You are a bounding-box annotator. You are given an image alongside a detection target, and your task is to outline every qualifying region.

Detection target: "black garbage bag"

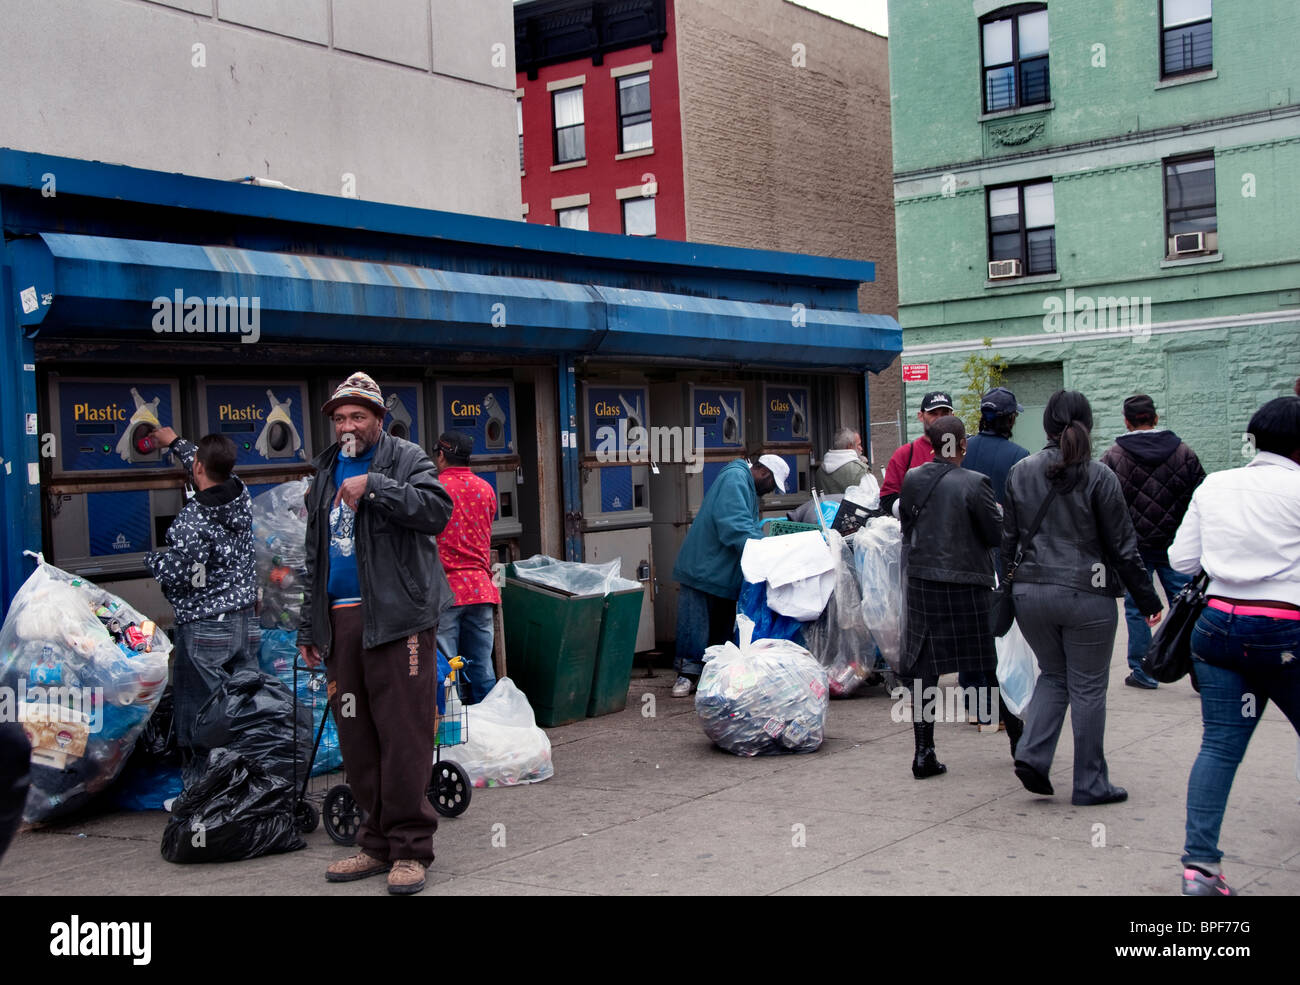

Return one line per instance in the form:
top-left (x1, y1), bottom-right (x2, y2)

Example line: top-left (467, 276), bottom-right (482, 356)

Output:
top-left (132, 684), bottom-right (181, 768)
top-left (161, 748), bottom-right (305, 863)
top-left (186, 670), bottom-right (311, 789)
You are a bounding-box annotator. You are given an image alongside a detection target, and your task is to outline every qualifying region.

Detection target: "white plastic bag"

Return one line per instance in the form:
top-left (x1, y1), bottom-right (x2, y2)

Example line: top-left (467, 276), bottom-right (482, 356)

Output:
top-left (801, 532), bottom-right (876, 696)
top-left (452, 677), bottom-right (553, 787)
top-left (843, 475), bottom-right (881, 510)
top-left (694, 631), bottom-right (829, 757)
top-left (853, 517), bottom-right (903, 672)
top-left (995, 619), bottom-right (1040, 718)
top-left (511, 556), bottom-right (638, 596)
top-left (0, 557), bottom-right (172, 821)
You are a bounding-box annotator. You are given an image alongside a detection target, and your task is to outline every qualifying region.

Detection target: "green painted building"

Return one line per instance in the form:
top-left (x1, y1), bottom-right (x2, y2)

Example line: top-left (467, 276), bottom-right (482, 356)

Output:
top-left (889, 0), bottom-right (1300, 470)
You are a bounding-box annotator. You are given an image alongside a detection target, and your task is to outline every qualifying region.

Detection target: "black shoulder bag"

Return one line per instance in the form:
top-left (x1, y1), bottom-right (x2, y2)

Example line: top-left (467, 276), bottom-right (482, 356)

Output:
top-left (990, 486), bottom-right (1057, 637)
top-left (1141, 571), bottom-right (1210, 683)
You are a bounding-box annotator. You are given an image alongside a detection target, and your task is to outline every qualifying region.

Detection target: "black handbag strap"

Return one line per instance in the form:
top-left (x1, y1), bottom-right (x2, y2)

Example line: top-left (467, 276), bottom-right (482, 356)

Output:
top-left (1008, 486), bottom-right (1058, 577)
top-left (907, 463), bottom-right (954, 525)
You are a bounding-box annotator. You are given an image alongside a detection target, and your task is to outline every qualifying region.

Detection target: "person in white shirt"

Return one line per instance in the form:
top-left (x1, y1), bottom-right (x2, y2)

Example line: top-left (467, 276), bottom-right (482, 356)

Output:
top-left (1169, 395), bottom-right (1300, 897)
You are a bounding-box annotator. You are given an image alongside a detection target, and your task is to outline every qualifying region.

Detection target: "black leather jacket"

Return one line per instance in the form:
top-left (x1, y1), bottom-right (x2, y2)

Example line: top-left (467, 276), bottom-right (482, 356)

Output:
top-left (1002, 448), bottom-right (1161, 613)
top-left (299, 431), bottom-right (455, 656)
top-left (900, 462), bottom-right (1002, 587)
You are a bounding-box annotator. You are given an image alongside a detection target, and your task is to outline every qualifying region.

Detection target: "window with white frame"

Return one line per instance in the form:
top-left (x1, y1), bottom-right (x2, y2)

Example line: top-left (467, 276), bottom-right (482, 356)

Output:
top-left (987, 180), bottom-right (1055, 276)
top-left (556, 206), bottom-right (588, 230)
top-left (980, 5), bottom-right (1050, 113)
top-left (552, 87), bottom-right (585, 164)
top-left (617, 73), bottom-right (652, 152)
top-left (1161, 0), bottom-right (1212, 77)
top-left (622, 197), bottom-right (656, 236)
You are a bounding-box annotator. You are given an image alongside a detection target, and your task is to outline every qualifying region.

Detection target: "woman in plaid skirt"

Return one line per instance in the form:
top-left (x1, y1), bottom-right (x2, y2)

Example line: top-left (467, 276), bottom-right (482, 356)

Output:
top-left (900, 417), bottom-right (1020, 778)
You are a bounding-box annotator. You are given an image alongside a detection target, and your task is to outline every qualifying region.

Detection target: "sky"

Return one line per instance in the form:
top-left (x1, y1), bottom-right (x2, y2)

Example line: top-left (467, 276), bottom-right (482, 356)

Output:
top-left (787, 0), bottom-right (889, 36)
top-left (513, 1), bottom-right (891, 37)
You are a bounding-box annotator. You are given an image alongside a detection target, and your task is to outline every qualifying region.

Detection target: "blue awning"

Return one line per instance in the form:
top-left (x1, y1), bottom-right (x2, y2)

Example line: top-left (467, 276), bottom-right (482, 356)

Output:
top-left (11, 233), bottom-right (900, 370)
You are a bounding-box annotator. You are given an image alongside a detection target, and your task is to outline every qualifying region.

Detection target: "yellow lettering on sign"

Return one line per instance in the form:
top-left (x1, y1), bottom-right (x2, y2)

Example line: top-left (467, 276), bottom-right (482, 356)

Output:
top-left (698, 402), bottom-right (721, 417)
top-left (73, 402), bottom-right (127, 422)
top-left (770, 398), bottom-right (789, 412)
top-left (450, 399), bottom-right (482, 417)
top-left (594, 401), bottom-right (621, 417)
top-left (218, 403), bottom-right (264, 422)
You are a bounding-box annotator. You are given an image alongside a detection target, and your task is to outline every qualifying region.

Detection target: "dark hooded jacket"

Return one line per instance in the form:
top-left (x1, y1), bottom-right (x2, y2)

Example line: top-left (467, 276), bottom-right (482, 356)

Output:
top-left (144, 438), bottom-right (257, 625)
top-left (1099, 429), bottom-right (1205, 563)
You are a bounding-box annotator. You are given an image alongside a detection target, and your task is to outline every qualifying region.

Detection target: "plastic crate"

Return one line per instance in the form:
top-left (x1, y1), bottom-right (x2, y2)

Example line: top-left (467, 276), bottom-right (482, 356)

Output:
top-left (764, 520), bottom-right (821, 537)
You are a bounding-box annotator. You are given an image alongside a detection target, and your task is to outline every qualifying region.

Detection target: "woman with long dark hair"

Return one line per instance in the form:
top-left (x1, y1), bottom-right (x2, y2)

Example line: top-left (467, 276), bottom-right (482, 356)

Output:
top-left (1169, 396), bottom-right (1300, 895)
top-left (1002, 390), bottom-right (1163, 804)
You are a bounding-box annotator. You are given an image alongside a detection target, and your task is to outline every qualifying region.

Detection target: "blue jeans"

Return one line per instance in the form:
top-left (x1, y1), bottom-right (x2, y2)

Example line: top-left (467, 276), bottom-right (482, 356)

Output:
top-left (436, 603), bottom-right (497, 704)
top-left (172, 607), bottom-right (260, 760)
top-left (674, 585), bottom-right (735, 677)
top-left (1183, 607), bottom-right (1300, 868)
top-left (1123, 554), bottom-right (1192, 682)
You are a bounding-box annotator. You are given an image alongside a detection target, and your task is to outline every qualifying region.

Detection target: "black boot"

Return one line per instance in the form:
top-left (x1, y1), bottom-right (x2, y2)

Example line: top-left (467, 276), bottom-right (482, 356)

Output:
top-left (912, 720), bottom-right (946, 779)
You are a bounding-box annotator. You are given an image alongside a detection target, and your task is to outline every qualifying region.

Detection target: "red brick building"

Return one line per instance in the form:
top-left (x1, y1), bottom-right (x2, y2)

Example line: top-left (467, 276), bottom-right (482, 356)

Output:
top-left (515, 0), bottom-right (903, 456)
top-left (516, 0), bottom-right (685, 238)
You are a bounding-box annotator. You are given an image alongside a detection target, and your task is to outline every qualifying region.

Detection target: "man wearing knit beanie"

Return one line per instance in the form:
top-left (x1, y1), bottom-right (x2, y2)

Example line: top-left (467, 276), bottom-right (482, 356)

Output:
top-left (299, 371), bottom-right (455, 895)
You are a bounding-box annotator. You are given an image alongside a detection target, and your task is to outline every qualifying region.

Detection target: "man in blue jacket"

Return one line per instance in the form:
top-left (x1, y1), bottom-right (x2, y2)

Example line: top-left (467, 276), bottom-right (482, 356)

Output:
top-left (670, 455), bottom-right (786, 696)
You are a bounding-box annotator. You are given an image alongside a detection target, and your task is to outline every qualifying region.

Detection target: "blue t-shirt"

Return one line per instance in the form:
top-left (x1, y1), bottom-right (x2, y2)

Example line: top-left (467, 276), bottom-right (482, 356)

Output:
top-left (327, 445), bottom-right (375, 602)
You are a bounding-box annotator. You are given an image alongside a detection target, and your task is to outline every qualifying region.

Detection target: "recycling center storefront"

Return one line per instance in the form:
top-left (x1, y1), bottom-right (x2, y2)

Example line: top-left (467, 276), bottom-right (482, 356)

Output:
top-left (0, 149), bottom-right (900, 652)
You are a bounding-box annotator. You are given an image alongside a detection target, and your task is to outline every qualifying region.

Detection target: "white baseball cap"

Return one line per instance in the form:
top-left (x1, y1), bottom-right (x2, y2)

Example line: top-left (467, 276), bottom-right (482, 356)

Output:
top-left (756, 454), bottom-right (789, 493)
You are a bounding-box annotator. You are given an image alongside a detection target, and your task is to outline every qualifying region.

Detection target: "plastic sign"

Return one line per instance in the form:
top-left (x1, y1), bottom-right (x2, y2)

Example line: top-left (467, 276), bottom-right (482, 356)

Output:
top-left (902, 364), bottom-right (930, 382)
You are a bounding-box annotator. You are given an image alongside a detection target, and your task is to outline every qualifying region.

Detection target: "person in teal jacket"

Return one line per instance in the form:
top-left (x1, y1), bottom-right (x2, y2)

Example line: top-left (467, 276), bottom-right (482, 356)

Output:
top-left (670, 456), bottom-right (784, 696)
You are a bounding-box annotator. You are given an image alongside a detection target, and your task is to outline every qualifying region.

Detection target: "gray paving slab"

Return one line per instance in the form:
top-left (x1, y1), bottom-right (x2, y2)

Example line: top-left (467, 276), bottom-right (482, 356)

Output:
top-left (772, 823), bottom-right (1277, 896)
top-left (3, 605), bottom-right (1298, 896)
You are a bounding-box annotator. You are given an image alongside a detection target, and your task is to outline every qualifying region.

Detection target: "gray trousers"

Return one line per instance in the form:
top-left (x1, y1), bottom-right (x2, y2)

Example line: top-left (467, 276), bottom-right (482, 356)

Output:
top-left (1012, 583), bottom-right (1120, 802)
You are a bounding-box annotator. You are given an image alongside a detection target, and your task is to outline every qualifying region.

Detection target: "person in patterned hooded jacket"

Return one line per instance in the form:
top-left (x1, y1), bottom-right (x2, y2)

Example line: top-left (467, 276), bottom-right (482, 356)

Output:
top-left (143, 427), bottom-right (258, 763)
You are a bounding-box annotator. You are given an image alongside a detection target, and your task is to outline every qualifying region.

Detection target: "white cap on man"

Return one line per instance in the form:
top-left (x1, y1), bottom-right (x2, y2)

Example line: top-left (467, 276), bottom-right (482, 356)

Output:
top-left (756, 454), bottom-right (789, 493)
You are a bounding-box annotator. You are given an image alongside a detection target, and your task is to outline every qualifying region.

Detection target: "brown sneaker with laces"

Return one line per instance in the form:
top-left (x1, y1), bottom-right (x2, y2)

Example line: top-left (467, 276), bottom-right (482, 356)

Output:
top-left (387, 859), bottom-right (428, 895)
top-left (325, 851), bottom-right (390, 883)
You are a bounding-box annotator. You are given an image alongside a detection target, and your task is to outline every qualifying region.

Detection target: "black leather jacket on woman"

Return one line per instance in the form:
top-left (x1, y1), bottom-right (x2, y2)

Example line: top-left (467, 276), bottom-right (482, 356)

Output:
top-left (1002, 448), bottom-right (1162, 614)
top-left (900, 461), bottom-right (1002, 587)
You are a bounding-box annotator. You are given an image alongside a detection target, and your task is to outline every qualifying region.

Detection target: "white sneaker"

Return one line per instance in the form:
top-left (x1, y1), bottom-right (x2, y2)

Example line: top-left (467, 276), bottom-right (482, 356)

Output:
top-left (671, 676), bottom-right (696, 697)
top-left (163, 797), bottom-right (177, 812)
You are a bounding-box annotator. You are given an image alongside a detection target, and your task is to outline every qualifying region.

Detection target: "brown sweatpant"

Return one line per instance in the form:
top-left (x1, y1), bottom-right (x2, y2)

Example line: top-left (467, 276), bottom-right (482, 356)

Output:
top-left (327, 604), bottom-right (439, 863)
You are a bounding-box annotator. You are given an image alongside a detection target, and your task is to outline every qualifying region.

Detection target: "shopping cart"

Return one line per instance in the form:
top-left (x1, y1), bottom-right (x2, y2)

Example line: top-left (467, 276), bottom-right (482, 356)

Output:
top-left (292, 653), bottom-right (473, 846)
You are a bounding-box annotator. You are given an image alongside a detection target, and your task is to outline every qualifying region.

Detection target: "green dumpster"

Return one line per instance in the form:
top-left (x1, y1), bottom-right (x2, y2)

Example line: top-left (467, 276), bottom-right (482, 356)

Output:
top-left (587, 584), bottom-right (646, 717)
top-left (502, 566), bottom-right (605, 727)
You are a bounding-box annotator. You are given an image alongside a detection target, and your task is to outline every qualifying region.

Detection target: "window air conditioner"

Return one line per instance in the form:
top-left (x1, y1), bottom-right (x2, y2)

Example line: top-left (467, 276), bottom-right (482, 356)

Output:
top-left (988, 259), bottom-right (1022, 279)
top-left (1172, 232), bottom-right (1205, 255)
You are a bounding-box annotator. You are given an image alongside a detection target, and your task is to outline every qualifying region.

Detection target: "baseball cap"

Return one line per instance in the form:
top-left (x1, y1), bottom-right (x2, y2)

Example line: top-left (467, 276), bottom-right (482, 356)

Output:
top-left (981, 387), bottom-right (1024, 416)
top-left (920, 390), bottom-right (954, 412)
top-left (756, 454), bottom-right (789, 493)
top-left (1122, 394), bottom-right (1157, 422)
top-left (436, 431), bottom-right (474, 462)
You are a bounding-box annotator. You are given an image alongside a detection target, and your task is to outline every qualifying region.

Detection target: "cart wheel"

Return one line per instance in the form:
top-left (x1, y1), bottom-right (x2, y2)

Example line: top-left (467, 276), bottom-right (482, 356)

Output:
top-left (295, 798), bottom-right (320, 835)
top-left (428, 761), bottom-right (471, 817)
top-left (323, 784), bottom-right (363, 845)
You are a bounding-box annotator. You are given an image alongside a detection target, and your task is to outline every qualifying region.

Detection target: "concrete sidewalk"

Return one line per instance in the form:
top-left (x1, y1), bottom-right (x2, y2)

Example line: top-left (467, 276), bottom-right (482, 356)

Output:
top-left (3, 631), bottom-right (1298, 896)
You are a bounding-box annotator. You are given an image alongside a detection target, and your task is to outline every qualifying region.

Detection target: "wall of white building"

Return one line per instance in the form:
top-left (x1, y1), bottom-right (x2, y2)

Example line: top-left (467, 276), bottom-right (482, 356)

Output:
top-left (0, 0), bottom-right (519, 218)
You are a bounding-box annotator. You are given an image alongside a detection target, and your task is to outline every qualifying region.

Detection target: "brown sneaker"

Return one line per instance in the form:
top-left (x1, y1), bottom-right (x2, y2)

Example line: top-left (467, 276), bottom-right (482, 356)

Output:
top-left (387, 859), bottom-right (428, 895)
top-left (325, 851), bottom-right (391, 883)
